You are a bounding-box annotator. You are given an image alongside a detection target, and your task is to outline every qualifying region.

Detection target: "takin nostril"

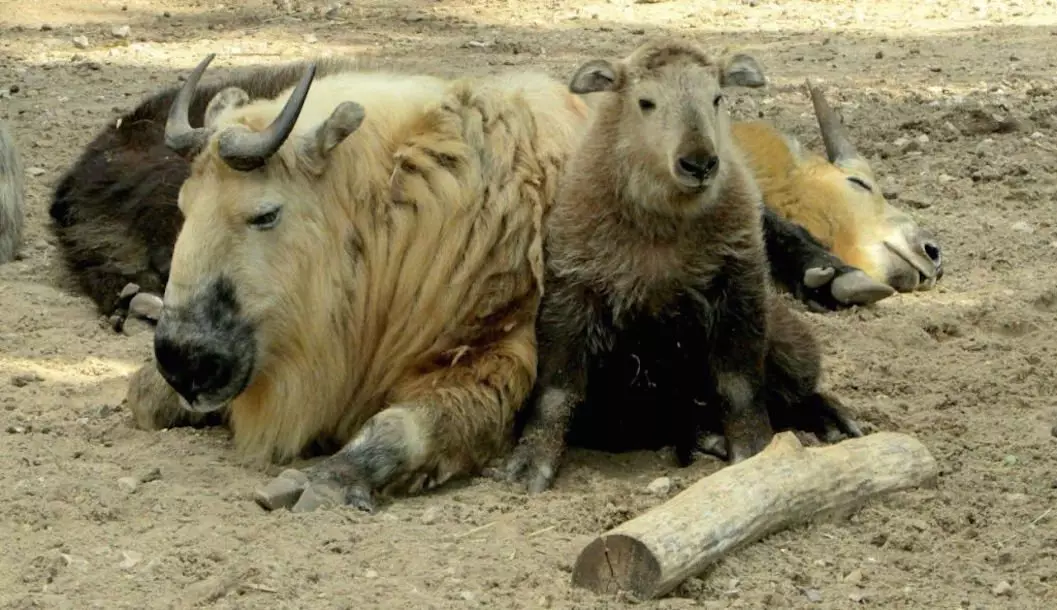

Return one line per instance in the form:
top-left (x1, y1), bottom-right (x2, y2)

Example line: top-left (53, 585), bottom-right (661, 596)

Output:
top-left (677, 154), bottom-right (719, 180)
top-left (923, 241), bottom-right (942, 264)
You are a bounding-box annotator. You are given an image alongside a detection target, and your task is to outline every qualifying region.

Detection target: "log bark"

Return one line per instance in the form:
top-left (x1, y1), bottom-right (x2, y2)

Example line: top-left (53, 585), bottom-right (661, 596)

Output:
top-left (570, 431), bottom-right (938, 599)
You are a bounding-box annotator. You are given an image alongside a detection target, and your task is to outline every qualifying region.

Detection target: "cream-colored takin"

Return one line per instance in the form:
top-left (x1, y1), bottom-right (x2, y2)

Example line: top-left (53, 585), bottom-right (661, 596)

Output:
top-left (135, 54), bottom-right (591, 513)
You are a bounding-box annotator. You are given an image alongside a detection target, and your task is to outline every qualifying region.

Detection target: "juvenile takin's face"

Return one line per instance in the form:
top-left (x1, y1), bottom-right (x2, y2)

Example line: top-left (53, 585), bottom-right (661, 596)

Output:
top-left (622, 61), bottom-right (730, 195)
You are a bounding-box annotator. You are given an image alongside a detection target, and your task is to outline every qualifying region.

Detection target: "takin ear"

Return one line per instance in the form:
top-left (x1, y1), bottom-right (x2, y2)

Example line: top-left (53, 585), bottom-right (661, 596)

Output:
top-left (204, 87), bottom-right (251, 128)
top-left (718, 53), bottom-right (767, 89)
top-left (569, 59), bottom-right (623, 94)
top-left (299, 101), bottom-right (366, 165)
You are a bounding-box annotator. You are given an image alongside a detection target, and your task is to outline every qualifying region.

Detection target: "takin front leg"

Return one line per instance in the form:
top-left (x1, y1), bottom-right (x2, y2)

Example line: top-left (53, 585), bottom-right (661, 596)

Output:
top-left (761, 206), bottom-right (894, 311)
top-left (701, 269), bottom-right (775, 464)
top-left (762, 303), bottom-right (864, 442)
top-left (254, 335), bottom-right (535, 513)
top-left (491, 280), bottom-right (595, 493)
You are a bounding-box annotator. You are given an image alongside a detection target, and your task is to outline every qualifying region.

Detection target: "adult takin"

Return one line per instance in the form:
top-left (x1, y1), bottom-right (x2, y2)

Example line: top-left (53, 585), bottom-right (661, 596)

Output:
top-left (734, 82), bottom-right (944, 294)
top-left (0, 119), bottom-right (24, 264)
top-left (499, 38), bottom-right (863, 494)
top-left (50, 55), bottom-right (893, 332)
top-left (128, 54), bottom-right (603, 512)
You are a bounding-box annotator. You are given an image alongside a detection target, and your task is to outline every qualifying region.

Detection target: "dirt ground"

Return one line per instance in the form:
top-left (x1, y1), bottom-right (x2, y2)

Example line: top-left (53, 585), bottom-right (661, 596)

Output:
top-left (1, 0), bottom-right (1056, 607)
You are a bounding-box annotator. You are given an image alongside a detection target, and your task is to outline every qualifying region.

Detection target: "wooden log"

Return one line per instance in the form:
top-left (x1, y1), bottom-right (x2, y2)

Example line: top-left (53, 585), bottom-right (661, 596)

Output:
top-left (570, 431), bottom-right (938, 600)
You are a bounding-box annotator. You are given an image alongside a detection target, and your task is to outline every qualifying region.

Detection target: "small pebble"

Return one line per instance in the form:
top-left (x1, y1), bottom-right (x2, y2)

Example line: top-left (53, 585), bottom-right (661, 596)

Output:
top-left (72, 35), bottom-right (89, 49)
top-left (254, 469), bottom-right (309, 510)
top-left (118, 550), bottom-right (143, 570)
top-left (907, 518), bottom-right (929, 531)
top-left (421, 507), bottom-right (439, 525)
top-left (1011, 221), bottom-right (1034, 234)
top-left (875, 50), bottom-right (884, 59)
top-left (459, 591), bottom-right (475, 601)
top-left (646, 476), bottom-right (671, 496)
top-left (27, 167), bottom-right (46, 177)
top-left (804, 588), bottom-right (822, 602)
top-left (992, 580), bottom-right (1012, 596)
top-left (111, 25), bottom-right (131, 39)
top-left (117, 477), bottom-right (139, 493)
top-left (1003, 455), bottom-right (1018, 466)
top-left (844, 568), bottom-right (863, 584)
top-left (364, 569), bottom-right (379, 578)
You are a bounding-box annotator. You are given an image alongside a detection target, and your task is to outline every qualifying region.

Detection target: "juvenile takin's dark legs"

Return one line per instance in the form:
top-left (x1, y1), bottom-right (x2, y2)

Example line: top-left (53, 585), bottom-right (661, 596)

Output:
top-left (697, 269), bottom-right (775, 463)
top-left (760, 207), bottom-right (894, 310)
top-left (495, 282), bottom-right (595, 493)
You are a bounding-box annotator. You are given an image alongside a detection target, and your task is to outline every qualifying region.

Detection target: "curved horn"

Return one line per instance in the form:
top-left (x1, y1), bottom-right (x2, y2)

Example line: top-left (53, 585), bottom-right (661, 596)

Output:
top-left (165, 53), bottom-right (217, 156)
top-left (218, 63), bottom-right (318, 172)
top-left (805, 79), bottom-right (859, 163)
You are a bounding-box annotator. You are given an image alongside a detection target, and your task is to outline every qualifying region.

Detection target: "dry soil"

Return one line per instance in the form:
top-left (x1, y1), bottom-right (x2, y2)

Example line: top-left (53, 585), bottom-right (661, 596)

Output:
top-left (1, 0), bottom-right (1056, 608)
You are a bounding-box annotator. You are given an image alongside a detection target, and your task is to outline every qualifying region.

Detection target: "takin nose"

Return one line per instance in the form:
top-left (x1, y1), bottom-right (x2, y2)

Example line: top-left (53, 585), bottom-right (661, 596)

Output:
top-left (922, 240), bottom-right (942, 273)
top-left (153, 332), bottom-right (236, 407)
top-left (675, 151), bottom-right (720, 183)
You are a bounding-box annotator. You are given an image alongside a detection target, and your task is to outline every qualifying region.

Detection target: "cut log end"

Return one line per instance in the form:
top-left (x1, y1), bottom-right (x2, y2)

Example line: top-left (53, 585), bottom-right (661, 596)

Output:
top-left (571, 534), bottom-right (659, 596)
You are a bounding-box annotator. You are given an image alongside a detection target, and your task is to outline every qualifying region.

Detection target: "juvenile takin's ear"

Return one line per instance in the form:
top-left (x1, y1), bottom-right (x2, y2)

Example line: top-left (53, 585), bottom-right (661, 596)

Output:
top-left (300, 101), bottom-right (366, 164)
top-left (204, 87), bottom-right (251, 128)
top-left (718, 53), bottom-right (766, 89)
top-left (569, 59), bottom-right (622, 94)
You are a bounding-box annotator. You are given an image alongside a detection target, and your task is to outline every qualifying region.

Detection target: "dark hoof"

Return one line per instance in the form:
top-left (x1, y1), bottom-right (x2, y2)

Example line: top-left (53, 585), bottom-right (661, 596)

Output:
top-left (696, 432), bottom-right (729, 460)
top-left (831, 270), bottom-right (896, 305)
top-left (496, 440), bottom-right (561, 494)
top-left (726, 430), bottom-right (774, 464)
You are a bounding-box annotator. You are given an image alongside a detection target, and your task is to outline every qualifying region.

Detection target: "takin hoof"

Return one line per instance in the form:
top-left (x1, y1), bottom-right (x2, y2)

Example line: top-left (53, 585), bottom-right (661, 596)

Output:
top-left (802, 266), bottom-right (895, 311)
top-left (828, 269), bottom-right (895, 305)
top-left (489, 441), bottom-right (561, 494)
top-left (254, 468), bottom-right (376, 513)
top-left (108, 283), bottom-right (164, 333)
top-left (696, 432), bottom-right (729, 461)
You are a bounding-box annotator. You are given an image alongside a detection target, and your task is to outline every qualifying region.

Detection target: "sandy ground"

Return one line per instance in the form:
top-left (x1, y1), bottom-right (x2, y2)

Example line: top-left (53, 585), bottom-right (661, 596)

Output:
top-left (1, 0), bottom-right (1056, 607)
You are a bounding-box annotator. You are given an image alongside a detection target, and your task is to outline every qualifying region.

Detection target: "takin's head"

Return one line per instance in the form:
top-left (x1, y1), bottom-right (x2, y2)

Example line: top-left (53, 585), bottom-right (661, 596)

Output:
top-left (569, 39), bottom-right (747, 214)
top-left (152, 54), bottom-right (367, 413)
top-left (804, 80), bottom-right (943, 292)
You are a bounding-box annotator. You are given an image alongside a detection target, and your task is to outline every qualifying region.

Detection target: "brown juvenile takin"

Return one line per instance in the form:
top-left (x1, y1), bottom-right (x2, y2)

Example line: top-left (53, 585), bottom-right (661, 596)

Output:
top-left (499, 39), bottom-right (863, 493)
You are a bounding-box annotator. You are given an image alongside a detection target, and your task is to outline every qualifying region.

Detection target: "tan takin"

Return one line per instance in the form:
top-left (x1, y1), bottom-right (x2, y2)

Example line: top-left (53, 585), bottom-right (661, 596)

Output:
top-left (732, 81), bottom-right (943, 294)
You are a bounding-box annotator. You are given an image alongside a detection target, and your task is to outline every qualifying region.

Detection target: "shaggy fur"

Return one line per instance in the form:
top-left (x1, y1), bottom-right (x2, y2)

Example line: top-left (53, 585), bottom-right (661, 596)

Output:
top-left (132, 58), bottom-right (592, 512)
top-left (48, 58), bottom-right (363, 321)
top-left (499, 39), bottom-right (863, 493)
top-left (0, 120), bottom-right (24, 264)
top-left (50, 55), bottom-right (891, 329)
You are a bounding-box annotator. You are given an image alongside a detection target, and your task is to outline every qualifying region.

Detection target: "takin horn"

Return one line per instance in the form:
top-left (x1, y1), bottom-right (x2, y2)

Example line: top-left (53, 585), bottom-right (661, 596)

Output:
top-left (164, 54), bottom-right (319, 172)
top-left (805, 79), bottom-right (860, 164)
top-left (217, 62), bottom-right (318, 172)
top-left (165, 53), bottom-right (218, 157)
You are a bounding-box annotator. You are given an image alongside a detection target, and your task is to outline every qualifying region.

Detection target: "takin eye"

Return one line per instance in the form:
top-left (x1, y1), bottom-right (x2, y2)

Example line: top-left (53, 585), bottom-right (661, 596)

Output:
top-left (248, 206), bottom-right (282, 230)
top-left (638, 98), bottom-right (656, 112)
top-left (713, 93), bottom-right (725, 109)
top-left (847, 177), bottom-right (874, 192)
